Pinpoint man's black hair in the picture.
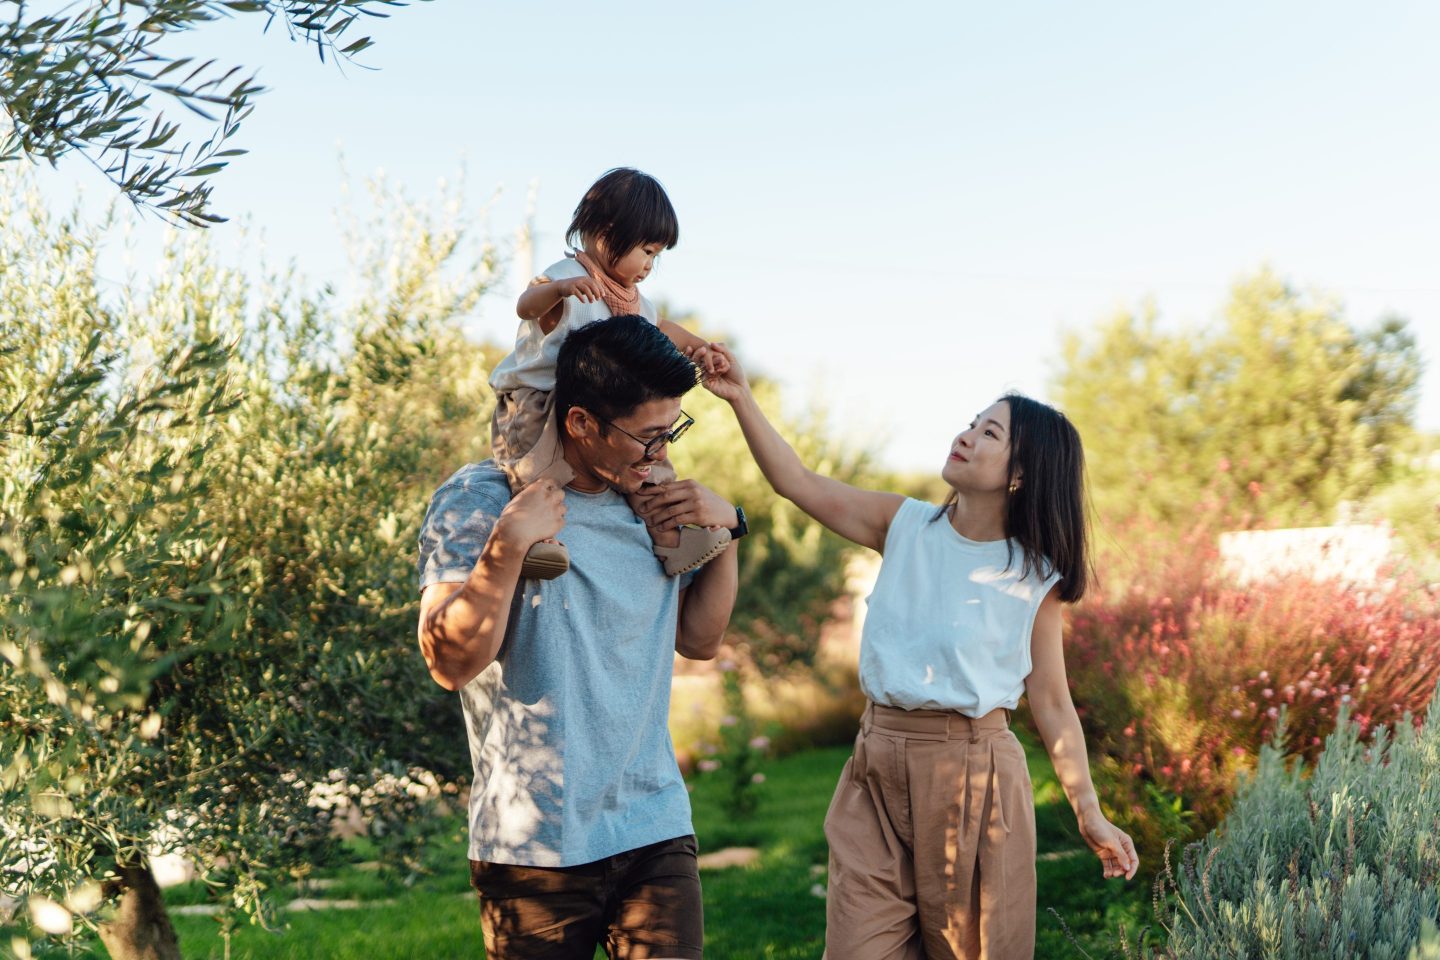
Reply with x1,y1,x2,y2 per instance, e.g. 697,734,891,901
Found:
553,316,698,431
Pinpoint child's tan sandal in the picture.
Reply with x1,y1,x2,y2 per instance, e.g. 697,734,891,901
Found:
654,526,731,577
521,540,570,580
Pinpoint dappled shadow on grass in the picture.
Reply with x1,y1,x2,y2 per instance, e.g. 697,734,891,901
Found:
141,736,1146,959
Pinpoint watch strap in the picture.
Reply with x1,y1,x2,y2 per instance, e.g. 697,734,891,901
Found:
728,505,748,540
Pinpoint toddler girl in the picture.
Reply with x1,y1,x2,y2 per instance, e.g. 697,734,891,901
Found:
488,167,731,580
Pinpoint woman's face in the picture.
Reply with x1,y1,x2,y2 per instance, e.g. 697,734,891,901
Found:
941,400,1013,494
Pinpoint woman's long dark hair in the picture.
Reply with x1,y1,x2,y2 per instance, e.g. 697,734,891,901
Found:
936,393,1092,602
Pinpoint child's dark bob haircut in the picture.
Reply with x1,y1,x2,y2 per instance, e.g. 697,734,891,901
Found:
566,168,679,266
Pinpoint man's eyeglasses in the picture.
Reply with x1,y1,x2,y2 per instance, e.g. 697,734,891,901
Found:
601,410,694,460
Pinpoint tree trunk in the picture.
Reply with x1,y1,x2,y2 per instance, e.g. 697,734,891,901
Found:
97,862,181,960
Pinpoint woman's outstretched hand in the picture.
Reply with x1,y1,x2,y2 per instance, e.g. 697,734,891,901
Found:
688,342,748,403
1078,808,1139,880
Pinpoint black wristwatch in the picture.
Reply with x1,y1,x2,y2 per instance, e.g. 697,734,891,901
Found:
728,505,748,540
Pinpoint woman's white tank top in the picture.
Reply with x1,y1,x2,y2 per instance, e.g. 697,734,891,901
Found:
859,498,1061,716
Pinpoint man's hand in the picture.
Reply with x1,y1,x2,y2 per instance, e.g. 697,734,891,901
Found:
556,275,606,304
493,479,567,550
633,479,737,533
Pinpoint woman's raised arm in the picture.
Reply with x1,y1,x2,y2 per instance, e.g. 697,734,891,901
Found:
697,343,903,554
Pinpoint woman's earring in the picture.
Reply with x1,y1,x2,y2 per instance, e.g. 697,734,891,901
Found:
1008,481,1019,495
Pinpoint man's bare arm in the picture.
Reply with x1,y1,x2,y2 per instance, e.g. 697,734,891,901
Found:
417,481,565,690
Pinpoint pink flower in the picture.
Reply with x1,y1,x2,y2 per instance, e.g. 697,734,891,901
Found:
719,715,738,727
698,759,720,773
751,773,766,784
748,736,770,751
1230,709,1243,719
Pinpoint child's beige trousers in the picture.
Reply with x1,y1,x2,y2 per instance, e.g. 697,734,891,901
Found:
823,703,1037,960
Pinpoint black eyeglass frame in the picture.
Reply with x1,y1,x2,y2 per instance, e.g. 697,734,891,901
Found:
599,409,694,460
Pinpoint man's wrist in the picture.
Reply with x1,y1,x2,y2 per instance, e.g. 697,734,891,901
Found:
485,520,532,566
728,505,748,540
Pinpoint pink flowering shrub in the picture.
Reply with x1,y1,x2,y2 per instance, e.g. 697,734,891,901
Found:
1061,516,1440,852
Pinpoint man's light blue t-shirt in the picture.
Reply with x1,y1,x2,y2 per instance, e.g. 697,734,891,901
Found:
417,461,694,867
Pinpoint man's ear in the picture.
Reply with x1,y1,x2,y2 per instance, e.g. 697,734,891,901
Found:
563,405,599,442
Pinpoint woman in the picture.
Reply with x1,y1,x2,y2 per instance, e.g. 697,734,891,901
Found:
686,345,1138,960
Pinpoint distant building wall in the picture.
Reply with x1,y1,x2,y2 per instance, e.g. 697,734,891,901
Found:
1218,524,1394,586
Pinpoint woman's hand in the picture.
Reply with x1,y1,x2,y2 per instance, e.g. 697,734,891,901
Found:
1078,807,1139,880
689,342,749,403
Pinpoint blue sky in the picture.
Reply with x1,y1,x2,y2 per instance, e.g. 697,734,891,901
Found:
39,1,1440,472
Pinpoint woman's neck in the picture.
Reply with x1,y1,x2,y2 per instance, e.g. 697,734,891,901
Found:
947,493,1007,542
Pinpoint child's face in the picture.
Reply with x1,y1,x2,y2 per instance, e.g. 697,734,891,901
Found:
602,241,663,287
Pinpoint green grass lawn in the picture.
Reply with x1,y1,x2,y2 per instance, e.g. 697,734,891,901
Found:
96,733,1150,958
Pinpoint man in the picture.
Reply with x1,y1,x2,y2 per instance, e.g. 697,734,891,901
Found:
416,316,743,959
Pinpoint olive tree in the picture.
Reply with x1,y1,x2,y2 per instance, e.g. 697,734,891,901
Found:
0,168,493,959
1,0,416,224
1054,270,1421,528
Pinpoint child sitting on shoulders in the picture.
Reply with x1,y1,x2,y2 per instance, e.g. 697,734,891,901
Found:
488,167,731,580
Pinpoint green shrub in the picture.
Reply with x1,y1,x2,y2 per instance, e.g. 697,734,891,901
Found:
0,167,496,955
1124,686,1440,959
1061,507,1440,859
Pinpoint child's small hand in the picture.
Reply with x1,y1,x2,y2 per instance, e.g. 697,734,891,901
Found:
702,342,731,376
690,343,749,403
686,343,724,376
558,276,605,304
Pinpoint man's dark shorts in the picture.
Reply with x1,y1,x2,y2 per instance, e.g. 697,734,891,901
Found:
469,835,703,959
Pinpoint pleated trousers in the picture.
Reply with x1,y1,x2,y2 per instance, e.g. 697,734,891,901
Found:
823,702,1037,960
